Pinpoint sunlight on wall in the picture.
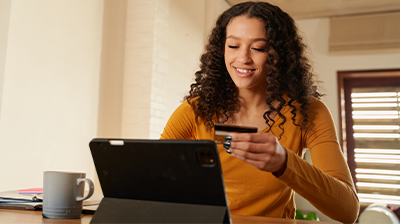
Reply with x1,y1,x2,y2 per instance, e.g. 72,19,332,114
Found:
0,0,11,122
0,0,103,191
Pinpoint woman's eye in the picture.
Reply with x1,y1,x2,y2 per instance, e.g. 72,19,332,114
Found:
252,48,265,52
228,45,239,49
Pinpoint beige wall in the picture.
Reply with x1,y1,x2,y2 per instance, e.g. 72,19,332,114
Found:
116,0,229,140
120,0,170,139
96,0,127,139
0,0,104,191
166,0,206,120
165,0,230,127
0,0,12,119
165,0,230,125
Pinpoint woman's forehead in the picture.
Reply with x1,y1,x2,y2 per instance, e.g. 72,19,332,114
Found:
226,16,267,40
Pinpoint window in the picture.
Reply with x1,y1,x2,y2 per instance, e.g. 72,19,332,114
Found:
338,69,400,209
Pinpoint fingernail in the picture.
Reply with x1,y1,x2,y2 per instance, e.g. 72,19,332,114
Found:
223,141,231,149
226,149,231,154
225,135,232,140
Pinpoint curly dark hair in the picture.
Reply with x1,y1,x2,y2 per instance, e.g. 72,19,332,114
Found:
184,1,322,136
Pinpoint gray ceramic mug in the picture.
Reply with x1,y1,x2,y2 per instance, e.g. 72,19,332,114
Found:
43,171,94,219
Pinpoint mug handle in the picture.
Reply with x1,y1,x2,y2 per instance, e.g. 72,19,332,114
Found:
76,178,95,202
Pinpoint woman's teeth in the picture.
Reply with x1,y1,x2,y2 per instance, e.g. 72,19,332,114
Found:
236,68,252,73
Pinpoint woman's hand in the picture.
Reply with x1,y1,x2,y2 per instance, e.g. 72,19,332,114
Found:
224,133,287,173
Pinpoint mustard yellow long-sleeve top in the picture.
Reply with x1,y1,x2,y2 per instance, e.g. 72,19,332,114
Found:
160,97,359,223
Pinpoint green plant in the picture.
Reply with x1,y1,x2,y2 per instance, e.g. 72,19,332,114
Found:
295,210,320,221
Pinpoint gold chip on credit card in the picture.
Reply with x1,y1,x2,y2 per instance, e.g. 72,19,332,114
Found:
214,123,258,144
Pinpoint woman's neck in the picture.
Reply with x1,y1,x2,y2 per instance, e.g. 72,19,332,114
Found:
224,87,278,130
237,88,268,111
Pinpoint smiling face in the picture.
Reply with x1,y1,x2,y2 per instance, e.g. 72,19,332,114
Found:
224,15,269,92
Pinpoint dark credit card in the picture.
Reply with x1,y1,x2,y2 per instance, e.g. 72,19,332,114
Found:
214,123,258,144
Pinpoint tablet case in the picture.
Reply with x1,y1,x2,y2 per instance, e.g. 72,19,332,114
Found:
89,139,231,223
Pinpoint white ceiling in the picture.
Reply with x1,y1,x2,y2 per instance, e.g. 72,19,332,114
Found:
225,0,400,19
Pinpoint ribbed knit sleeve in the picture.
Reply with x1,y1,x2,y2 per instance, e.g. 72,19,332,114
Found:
277,99,359,223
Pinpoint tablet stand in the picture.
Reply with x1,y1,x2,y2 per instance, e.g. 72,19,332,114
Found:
90,197,230,223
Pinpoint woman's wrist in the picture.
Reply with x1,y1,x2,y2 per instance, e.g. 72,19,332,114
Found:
272,147,288,177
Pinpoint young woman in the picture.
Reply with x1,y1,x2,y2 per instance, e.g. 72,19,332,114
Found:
160,1,359,223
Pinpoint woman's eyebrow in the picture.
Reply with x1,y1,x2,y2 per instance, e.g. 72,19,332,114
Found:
226,35,268,42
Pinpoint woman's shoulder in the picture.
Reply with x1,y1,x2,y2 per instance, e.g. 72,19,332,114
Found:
284,94,328,111
304,97,336,129
177,97,198,111
282,95,332,123
161,98,198,139
171,97,204,121
309,97,331,113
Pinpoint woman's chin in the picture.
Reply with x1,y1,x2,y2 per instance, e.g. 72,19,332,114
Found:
235,83,257,91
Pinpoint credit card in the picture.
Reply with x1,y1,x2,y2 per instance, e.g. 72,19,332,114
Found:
214,123,258,144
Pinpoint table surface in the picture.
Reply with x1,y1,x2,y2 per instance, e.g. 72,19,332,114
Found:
0,209,338,224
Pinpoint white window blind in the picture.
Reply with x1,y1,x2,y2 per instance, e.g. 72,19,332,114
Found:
351,88,400,206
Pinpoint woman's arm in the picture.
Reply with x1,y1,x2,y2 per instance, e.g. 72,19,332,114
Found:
226,99,359,223
277,100,359,223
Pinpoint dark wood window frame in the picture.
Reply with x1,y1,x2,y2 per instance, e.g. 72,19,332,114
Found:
337,68,400,210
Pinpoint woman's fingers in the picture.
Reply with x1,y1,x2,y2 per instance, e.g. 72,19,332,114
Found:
229,132,276,143
227,133,277,154
225,132,287,173
229,141,275,153
231,154,272,170
231,147,267,160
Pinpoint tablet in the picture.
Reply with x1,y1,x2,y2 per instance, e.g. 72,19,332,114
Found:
89,138,231,224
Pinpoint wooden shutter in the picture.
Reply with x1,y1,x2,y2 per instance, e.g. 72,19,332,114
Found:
338,69,400,208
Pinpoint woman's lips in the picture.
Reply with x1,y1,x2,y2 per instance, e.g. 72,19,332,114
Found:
234,66,255,77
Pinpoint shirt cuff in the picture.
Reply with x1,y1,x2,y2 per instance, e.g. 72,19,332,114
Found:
272,147,288,178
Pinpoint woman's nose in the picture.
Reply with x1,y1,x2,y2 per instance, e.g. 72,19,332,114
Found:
237,49,252,64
